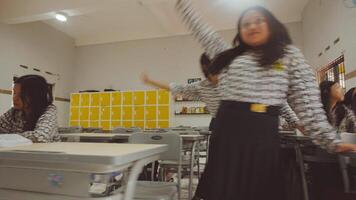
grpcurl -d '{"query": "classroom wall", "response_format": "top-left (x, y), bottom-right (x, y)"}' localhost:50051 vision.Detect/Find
top-left (302, 0), bottom-right (356, 89)
top-left (73, 22), bottom-right (303, 127)
top-left (0, 22), bottom-right (75, 126)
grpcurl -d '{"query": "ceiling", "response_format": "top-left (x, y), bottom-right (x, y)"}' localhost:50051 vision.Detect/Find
top-left (0, 0), bottom-right (309, 46)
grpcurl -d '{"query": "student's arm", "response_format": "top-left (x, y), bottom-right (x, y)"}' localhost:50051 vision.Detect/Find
top-left (19, 105), bottom-right (58, 143)
top-left (280, 103), bottom-right (304, 133)
top-left (169, 82), bottom-right (201, 101)
top-left (0, 109), bottom-right (15, 133)
top-left (286, 45), bottom-right (356, 152)
top-left (344, 106), bottom-right (356, 133)
top-left (142, 73), bottom-right (170, 91)
top-left (175, 0), bottom-right (231, 59)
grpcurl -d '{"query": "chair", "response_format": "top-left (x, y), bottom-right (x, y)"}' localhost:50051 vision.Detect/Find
top-left (129, 132), bottom-right (182, 200)
top-left (339, 132), bottom-right (356, 193)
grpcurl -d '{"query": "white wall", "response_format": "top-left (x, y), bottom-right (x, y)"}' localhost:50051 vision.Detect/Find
top-left (73, 22), bottom-right (303, 127)
top-left (302, 0), bottom-right (356, 89)
top-left (0, 22), bottom-right (75, 126)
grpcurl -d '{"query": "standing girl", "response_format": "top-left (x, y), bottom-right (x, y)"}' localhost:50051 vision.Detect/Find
top-left (175, 0), bottom-right (356, 199)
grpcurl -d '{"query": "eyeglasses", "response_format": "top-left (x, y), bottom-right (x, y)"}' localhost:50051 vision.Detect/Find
top-left (241, 17), bottom-right (266, 30)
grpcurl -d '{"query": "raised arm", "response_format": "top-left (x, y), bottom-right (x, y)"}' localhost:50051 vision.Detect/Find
top-left (176, 0), bottom-right (231, 58)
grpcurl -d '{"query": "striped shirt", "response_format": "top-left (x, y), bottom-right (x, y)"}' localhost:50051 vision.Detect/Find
top-left (0, 105), bottom-right (60, 143)
top-left (170, 80), bottom-right (221, 117)
top-left (176, 0), bottom-right (340, 151)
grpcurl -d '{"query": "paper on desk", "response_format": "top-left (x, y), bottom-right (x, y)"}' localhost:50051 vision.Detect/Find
top-left (0, 134), bottom-right (33, 148)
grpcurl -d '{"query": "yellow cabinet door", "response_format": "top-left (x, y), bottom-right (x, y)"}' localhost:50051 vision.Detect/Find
top-left (100, 93), bottom-right (111, 106)
top-left (112, 121), bottom-right (121, 129)
top-left (123, 92), bottom-right (133, 105)
top-left (133, 106), bottom-right (144, 120)
top-left (70, 94), bottom-right (80, 107)
top-left (146, 121), bottom-right (157, 129)
top-left (158, 121), bottom-right (169, 128)
top-left (122, 106), bottom-right (133, 120)
top-left (145, 91), bottom-right (157, 105)
top-left (112, 92), bottom-right (122, 106)
top-left (80, 107), bottom-right (89, 121)
top-left (123, 121), bottom-right (133, 128)
top-left (101, 107), bottom-right (111, 121)
top-left (145, 106), bottom-right (157, 120)
top-left (70, 107), bottom-right (80, 121)
top-left (111, 107), bottom-right (121, 121)
top-left (90, 107), bottom-right (100, 121)
top-left (101, 121), bottom-right (111, 130)
top-left (158, 106), bottom-right (169, 120)
top-left (158, 90), bottom-right (170, 105)
top-left (90, 93), bottom-right (100, 106)
top-left (134, 121), bottom-right (144, 128)
top-left (80, 93), bottom-right (90, 107)
top-left (80, 121), bottom-right (89, 128)
top-left (70, 121), bottom-right (80, 127)
top-left (90, 121), bottom-right (100, 128)
top-left (133, 91), bottom-right (145, 105)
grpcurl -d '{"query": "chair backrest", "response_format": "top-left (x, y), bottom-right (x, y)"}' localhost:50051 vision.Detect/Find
top-left (340, 132), bottom-right (356, 144)
top-left (129, 132), bottom-right (182, 162)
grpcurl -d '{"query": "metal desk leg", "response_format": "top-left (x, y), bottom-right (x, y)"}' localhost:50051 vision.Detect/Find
top-left (124, 155), bottom-right (159, 200)
top-left (294, 143), bottom-right (309, 200)
top-left (206, 135), bottom-right (210, 163)
top-left (189, 141), bottom-right (197, 200)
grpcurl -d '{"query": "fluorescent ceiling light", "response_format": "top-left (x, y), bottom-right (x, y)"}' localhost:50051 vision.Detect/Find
top-left (55, 13), bottom-right (68, 22)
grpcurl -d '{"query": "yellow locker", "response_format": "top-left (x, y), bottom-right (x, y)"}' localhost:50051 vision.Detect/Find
top-left (90, 93), bottom-right (100, 106)
top-left (101, 107), bottom-right (111, 121)
top-left (80, 121), bottom-right (89, 128)
top-left (158, 90), bottom-right (170, 105)
top-left (158, 106), bottom-right (169, 120)
top-left (133, 106), bottom-right (144, 120)
top-left (112, 121), bottom-right (121, 129)
top-left (123, 92), bottom-right (133, 105)
top-left (122, 106), bottom-right (133, 120)
top-left (112, 107), bottom-right (121, 121)
top-left (134, 121), bottom-right (144, 128)
top-left (70, 107), bottom-right (79, 121)
top-left (158, 121), bottom-right (169, 128)
top-left (90, 121), bottom-right (100, 128)
top-left (145, 91), bottom-right (157, 105)
top-left (123, 121), bottom-right (133, 128)
top-left (80, 107), bottom-right (89, 121)
top-left (133, 91), bottom-right (145, 105)
top-left (145, 106), bottom-right (157, 120)
top-left (112, 92), bottom-right (122, 106)
top-left (80, 93), bottom-right (90, 107)
top-left (70, 121), bottom-right (80, 127)
top-left (90, 107), bottom-right (100, 121)
top-left (100, 93), bottom-right (111, 106)
top-left (101, 121), bottom-right (111, 130)
top-left (146, 121), bottom-right (157, 129)
top-left (70, 94), bottom-right (80, 107)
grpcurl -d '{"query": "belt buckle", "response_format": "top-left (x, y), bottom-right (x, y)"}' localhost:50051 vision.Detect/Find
top-left (250, 103), bottom-right (267, 113)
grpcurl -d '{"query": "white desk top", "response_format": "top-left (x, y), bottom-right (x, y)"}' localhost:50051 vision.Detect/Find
top-left (0, 142), bottom-right (167, 166)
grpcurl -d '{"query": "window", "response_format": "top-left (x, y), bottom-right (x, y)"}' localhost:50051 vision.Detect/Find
top-left (317, 55), bottom-right (346, 89)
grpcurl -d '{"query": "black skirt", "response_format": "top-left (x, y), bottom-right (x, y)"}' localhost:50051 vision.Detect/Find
top-left (194, 117), bottom-right (217, 199)
top-left (204, 101), bottom-right (285, 200)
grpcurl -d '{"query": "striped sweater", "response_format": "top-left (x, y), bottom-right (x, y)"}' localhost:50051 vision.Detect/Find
top-left (176, 0), bottom-right (340, 151)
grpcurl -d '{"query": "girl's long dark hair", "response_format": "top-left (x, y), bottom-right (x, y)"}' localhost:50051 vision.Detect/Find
top-left (344, 87), bottom-right (356, 114)
top-left (14, 75), bottom-right (53, 131)
top-left (208, 6), bottom-right (292, 75)
top-left (319, 81), bottom-right (345, 126)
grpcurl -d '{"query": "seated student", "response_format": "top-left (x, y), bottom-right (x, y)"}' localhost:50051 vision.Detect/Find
top-left (344, 87), bottom-right (356, 115)
top-left (320, 81), bottom-right (356, 133)
top-left (0, 75), bottom-right (60, 142)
